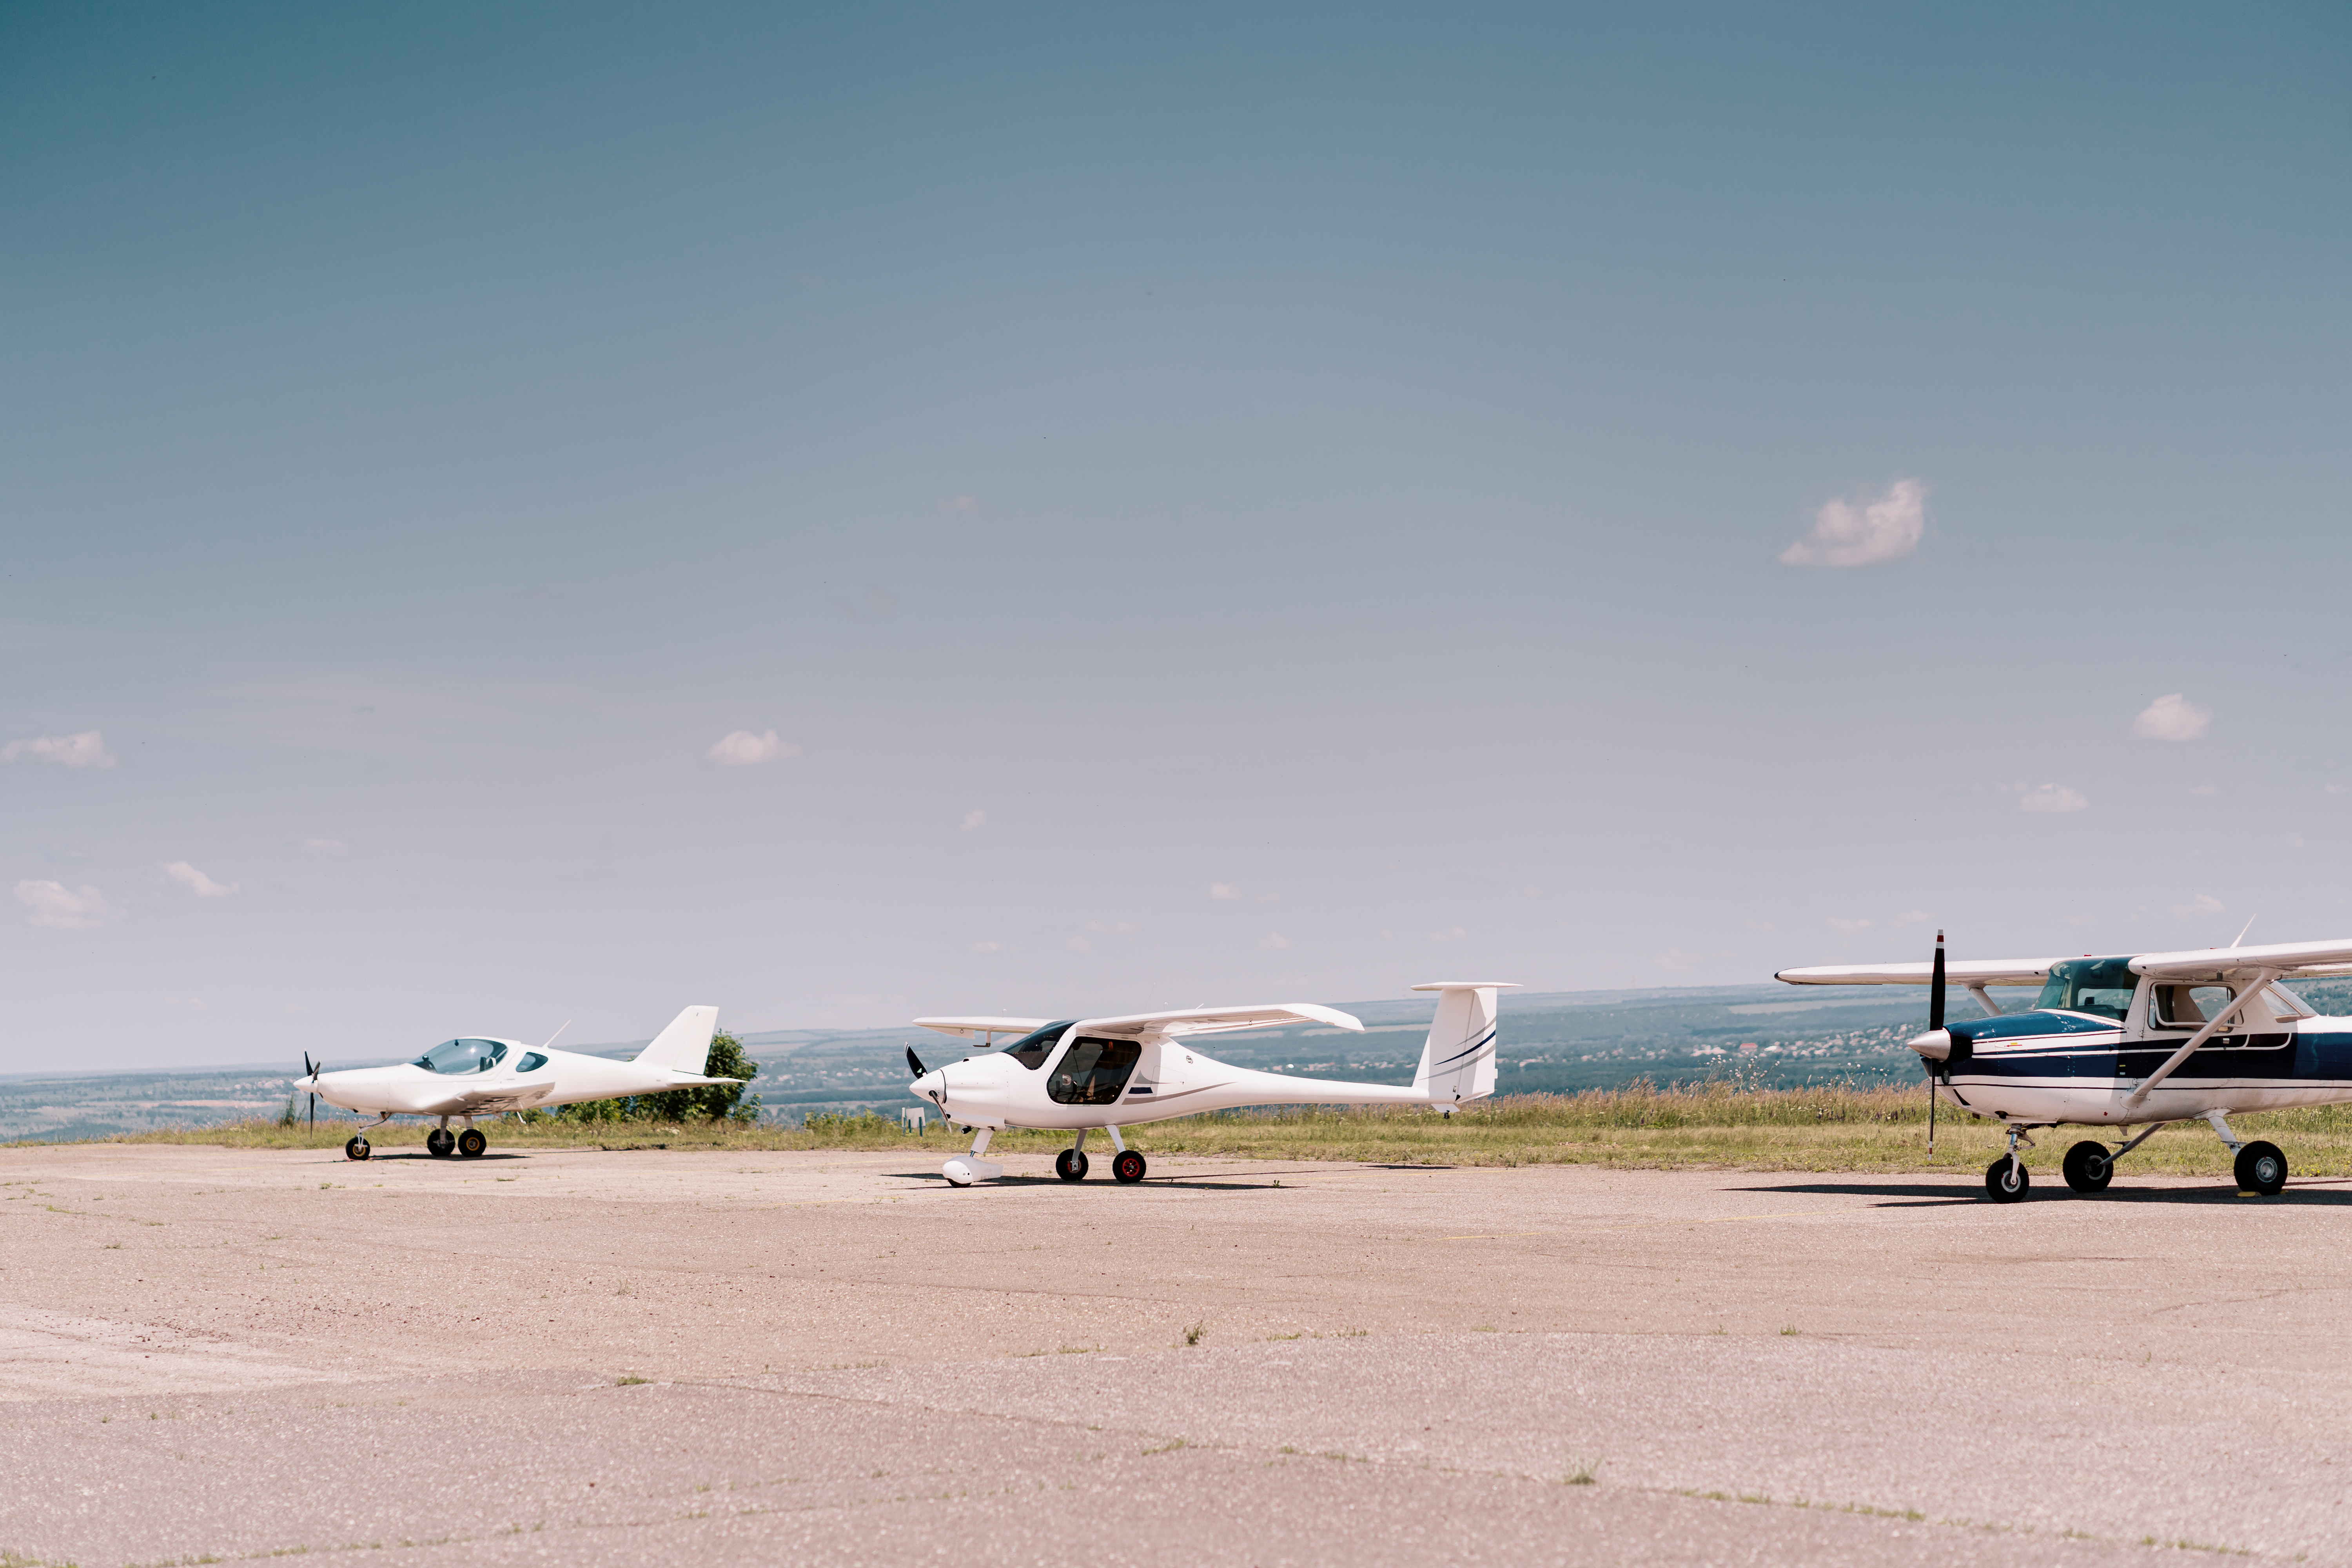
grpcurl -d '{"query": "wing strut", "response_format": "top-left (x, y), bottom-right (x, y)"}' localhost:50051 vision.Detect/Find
top-left (2121, 968), bottom-right (2278, 1113)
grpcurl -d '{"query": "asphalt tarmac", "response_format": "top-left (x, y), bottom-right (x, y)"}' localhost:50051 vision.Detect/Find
top-left (3, 1141), bottom-right (2349, 1565)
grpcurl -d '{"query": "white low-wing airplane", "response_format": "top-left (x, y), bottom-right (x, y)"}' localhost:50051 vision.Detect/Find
top-left (904, 982), bottom-right (1514, 1185)
top-left (297, 1005), bottom-right (738, 1161)
top-left (1779, 933), bottom-right (2352, 1201)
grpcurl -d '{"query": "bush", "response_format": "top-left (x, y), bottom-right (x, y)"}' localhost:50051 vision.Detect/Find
top-left (553, 1030), bottom-right (762, 1124)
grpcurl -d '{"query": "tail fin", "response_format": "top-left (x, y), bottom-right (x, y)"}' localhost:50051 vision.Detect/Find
top-left (1410, 982), bottom-right (1517, 1103)
top-left (633, 1005), bottom-right (720, 1072)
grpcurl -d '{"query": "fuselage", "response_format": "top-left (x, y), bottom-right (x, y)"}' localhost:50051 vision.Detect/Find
top-left (307, 1037), bottom-right (705, 1119)
top-left (911, 1029), bottom-right (1437, 1132)
top-left (1929, 1000), bottom-right (2352, 1127)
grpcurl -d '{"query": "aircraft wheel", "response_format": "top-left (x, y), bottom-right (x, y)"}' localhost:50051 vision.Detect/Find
top-left (1112, 1150), bottom-right (1147, 1185)
top-left (1984, 1155), bottom-right (2030, 1203)
top-left (345, 1137), bottom-right (371, 1161)
top-left (1054, 1149), bottom-right (1089, 1182)
top-left (2062, 1141), bottom-right (2113, 1194)
top-left (457, 1127), bottom-right (488, 1158)
top-left (426, 1127), bottom-right (456, 1158)
top-left (2235, 1141), bottom-right (2287, 1196)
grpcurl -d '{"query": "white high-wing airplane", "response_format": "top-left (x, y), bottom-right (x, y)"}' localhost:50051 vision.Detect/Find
top-left (297, 1005), bottom-right (738, 1161)
top-left (904, 982), bottom-right (1514, 1185)
top-left (1779, 933), bottom-right (2352, 1201)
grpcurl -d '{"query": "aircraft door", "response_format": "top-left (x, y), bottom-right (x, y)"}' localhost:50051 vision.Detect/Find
top-left (1047, 1036), bottom-right (1143, 1105)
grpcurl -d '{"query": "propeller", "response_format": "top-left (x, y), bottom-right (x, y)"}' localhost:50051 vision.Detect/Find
top-left (1926, 930), bottom-right (1945, 1157)
top-left (301, 1052), bottom-right (321, 1132)
top-left (906, 1046), bottom-right (928, 1079)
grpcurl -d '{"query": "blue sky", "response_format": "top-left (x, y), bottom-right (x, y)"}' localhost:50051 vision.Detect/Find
top-left (4, 2), bottom-right (2348, 1067)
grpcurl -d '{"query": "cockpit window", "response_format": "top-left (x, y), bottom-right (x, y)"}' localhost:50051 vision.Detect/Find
top-left (516, 1052), bottom-right (548, 1072)
top-left (2034, 959), bottom-right (2138, 1021)
top-left (412, 1038), bottom-right (510, 1074)
top-left (1000, 1021), bottom-right (1074, 1070)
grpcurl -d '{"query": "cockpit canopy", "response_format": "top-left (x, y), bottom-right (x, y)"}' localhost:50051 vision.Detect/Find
top-left (2034, 958), bottom-right (2138, 1020)
top-left (412, 1038), bottom-right (510, 1074)
top-left (999, 1020), bottom-right (1074, 1069)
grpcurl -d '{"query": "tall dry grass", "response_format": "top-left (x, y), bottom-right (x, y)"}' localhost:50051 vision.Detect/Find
top-left (43, 1083), bottom-right (2352, 1177)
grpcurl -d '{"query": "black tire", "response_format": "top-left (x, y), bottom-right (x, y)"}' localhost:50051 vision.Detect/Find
top-left (1054, 1149), bottom-right (1089, 1182)
top-left (345, 1137), bottom-right (370, 1162)
top-left (1112, 1150), bottom-right (1147, 1185)
top-left (2236, 1140), bottom-right (2287, 1196)
top-left (1984, 1155), bottom-right (2031, 1203)
top-left (426, 1127), bottom-right (456, 1158)
top-left (2062, 1140), bottom-right (2113, 1194)
top-left (457, 1127), bottom-right (487, 1158)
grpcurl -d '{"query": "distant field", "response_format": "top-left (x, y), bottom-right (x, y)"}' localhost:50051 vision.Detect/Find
top-left (72, 1085), bottom-right (2352, 1179)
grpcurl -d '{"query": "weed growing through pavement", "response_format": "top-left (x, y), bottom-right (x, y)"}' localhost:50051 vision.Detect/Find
top-left (1181, 1320), bottom-right (1207, 1347)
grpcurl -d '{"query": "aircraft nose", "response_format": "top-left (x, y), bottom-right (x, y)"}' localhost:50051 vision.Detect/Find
top-left (1909, 1027), bottom-right (1953, 1061)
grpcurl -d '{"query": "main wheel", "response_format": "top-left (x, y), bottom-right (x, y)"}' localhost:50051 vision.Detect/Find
top-left (2062, 1141), bottom-right (2113, 1193)
top-left (457, 1127), bottom-right (487, 1158)
top-left (345, 1136), bottom-right (371, 1161)
top-left (426, 1127), bottom-right (456, 1158)
top-left (2236, 1140), bottom-right (2287, 1195)
top-left (1112, 1150), bottom-right (1147, 1185)
top-left (1054, 1148), bottom-right (1089, 1182)
top-left (1984, 1155), bottom-right (2031, 1203)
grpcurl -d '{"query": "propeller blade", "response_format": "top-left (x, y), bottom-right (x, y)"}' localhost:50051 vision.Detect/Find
top-left (906, 1046), bottom-right (928, 1079)
top-left (1926, 930), bottom-right (1945, 1156)
top-left (302, 1051), bottom-right (315, 1080)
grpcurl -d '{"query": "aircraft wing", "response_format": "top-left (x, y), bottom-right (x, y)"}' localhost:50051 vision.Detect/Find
top-left (2131, 938), bottom-right (2352, 980)
top-left (1076, 1002), bottom-right (1364, 1038)
top-left (914, 1016), bottom-right (1054, 1040)
top-left (1776, 958), bottom-right (2062, 988)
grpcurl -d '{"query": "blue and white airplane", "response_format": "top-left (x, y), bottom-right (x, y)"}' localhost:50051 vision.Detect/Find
top-left (1778, 933), bottom-right (2352, 1201)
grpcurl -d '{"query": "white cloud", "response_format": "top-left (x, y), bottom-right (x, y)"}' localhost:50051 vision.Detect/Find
top-left (1209, 882), bottom-right (1241, 900)
top-left (1427, 926), bottom-right (1470, 944)
top-left (1828, 916), bottom-right (1873, 934)
top-left (939, 495), bottom-right (982, 513)
top-left (2188, 784), bottom-right (2222, 798)
top-left (2132, 693), bottom-right (2211, 742)
top-left (165, 995), bottom-right (207, 1009)
top-left (1892, 910), bottom-right (1932, 926)
top-left (2328, 784), bottom-right (2348, 796)
top-left (960, 808), bottom-right (987, 831)
top-left (1066, 936), bottom-right (1091, 952)
top-left (971, 940), bottom-right (1000, 953)
top-left (1777, 478), bottom-right (1927, 568)
top-left (2171, 892), bottom-right (2224, 919)
top-left (15, 880), bottom-right (119, 929)
top-left (2013, 782), bottom-right (2090, 814)
top-left (300, 838), bottom-right (349, 857)
top-left (706, 730), bottom-right (800, 767)
top-left (1258, 932), bottom-right (1291, 951)
top-left (2, 730), bottom-right (117, 768)
top-left (2288, 833), bottom-right (2307, 849)
top-left (162, 860), bottom-right (238, 898)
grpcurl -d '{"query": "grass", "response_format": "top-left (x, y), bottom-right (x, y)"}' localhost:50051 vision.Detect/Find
top-left (27, 1087), bottom-right (2352, 1177)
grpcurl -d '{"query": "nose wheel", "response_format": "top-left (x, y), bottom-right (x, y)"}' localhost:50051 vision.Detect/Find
top-left (1054, 1148), bottom-right (1089, 1181)
top-left (344, 1136), bottom-right (371, 1161)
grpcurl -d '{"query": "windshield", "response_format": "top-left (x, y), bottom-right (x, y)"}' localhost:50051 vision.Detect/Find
top-left (2034, 959), bottom-right (2138, 1020)
top-left (1000, 1020), bottom-right (1074, 1070)
top-left (411, 1038), bottom-right (510, 1074)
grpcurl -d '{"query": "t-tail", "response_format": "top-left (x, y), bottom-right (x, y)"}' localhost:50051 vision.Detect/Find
top-left (1410, 982), bottom-right (1519, 1103)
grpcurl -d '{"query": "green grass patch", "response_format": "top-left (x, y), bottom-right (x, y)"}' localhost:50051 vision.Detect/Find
top-left (23, 1087), bottom-right (2352, 1176)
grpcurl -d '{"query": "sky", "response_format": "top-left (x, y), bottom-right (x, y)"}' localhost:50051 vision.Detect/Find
top-left (4, 2), bottom-right (2349, 1068)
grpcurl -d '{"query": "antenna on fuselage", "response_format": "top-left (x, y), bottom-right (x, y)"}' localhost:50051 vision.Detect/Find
top-left (540, 1019), bottom-right (572, 1051)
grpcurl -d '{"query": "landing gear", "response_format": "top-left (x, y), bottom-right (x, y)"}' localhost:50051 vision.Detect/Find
top-left (457, 1127), bottom-right (487, 1159)
top-left (345, 1136), bottom-right (371, 1161)
top-left (2062, 1141), bottom-right (2113, 1193)
top-left (942, 1127), bottom-right (1004, 1186)
top-left (1984, 1125), bottom-right (2034, 1202)
top-left (426, 1127), bottom-right (456, 1158)
top-left (2236, 1140), bottom-right (2287, 1196)
top-left (1113, 1149), bottom-right (1147, 1184)
top-left (1055, 1148), bottom-right (1089, 1181)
